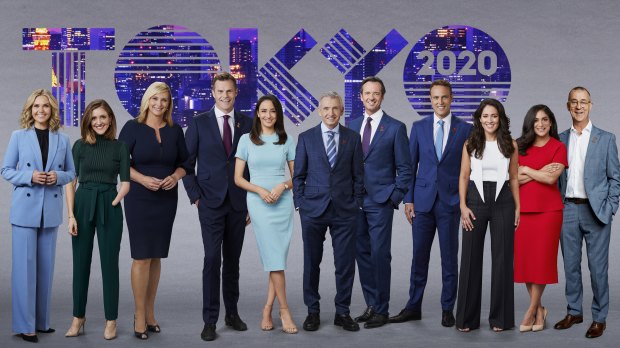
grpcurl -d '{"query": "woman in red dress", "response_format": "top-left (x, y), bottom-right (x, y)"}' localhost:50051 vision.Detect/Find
top-left (515, 105), bottom-right (567, 332)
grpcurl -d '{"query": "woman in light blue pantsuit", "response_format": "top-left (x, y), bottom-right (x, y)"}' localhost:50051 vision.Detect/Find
top-left (1, 89), bottom-right (75, 343)
top-left (234, 95), bottom-right (297, 334)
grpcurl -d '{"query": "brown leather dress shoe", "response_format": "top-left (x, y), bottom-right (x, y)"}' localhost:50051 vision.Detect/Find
top-left (553, 314), bottom-right (583, 330)
top-left (585, 321), bottom-right (606, 338)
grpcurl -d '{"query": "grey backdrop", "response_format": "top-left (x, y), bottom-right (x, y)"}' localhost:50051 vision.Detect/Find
top-left (0, 0), bottom-right (618, 347)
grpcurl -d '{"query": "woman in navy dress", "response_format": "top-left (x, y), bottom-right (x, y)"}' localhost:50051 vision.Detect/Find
top-left (119, 82), bottom-right (190, 339)
top-left (234, 95), bottom-right (297, 333)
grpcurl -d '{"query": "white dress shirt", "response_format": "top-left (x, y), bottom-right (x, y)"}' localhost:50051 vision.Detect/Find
top-left (566, 121), bottom-right (592, 199)
top-left (361, 109), bottom-right (384, 144)
top-left (321, 122), bottom-right (340, 153)
top-left (214, 106), bottom-right (235, 139)
top-left (433, 113), bottom-right (452, 153)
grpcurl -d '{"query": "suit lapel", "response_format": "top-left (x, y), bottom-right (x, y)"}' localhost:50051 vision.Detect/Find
top-left (334, 126), bottom-right (349, 168)
top-left (440, 117), bottom-right (459, 163)
top-left (27, 128), bottom-right (44, 170)
top-left (314, 125), bottom-right (331, 168)
top-left (207, 111), bottom-right (227, 159)
top-left (423, 117), bottom-right (438, 163)
top-left (366, 115), bottom-right (387, 158)
top-left (231, 111), bottom-right (246, 159)
top-left (583, 126), bottom-right (600, 170)
top-left (46, 131), bottom-right (59, 171)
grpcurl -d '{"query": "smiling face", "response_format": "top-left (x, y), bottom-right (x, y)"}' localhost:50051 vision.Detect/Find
top-left (257, 99), bottom-right (277, 131)
top-left (567, 89), bottom-right (591, 127)
top-left (90, 107), bottom-right (111, 135)
top-left (480, 105), bottom-right (500, 136)
top-left (147, 91), bottom-right (170, 118)
top-left (212, 79), bottom-right (238, 114)
top-left (430, 85), bottom-right (453, 118)
top-left (360, 81), bottom-right (384, 115)
top-left (533, 110), bottom-right (551, 139)
top-left (32, 95), bottom-right (52, 129)
top-left (319, 96), bottom-right (343, 129)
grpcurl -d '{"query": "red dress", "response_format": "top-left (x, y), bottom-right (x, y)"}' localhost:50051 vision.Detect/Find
top-left (514, 137), bottom-right (568, 284)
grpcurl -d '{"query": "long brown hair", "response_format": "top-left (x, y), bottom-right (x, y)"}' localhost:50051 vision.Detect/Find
top-left (466, 99), bottom-right (514, 159)
top-left (81, 99), bottom-right (118, 144)
top-left (250, 95), bottom-right (287, 146)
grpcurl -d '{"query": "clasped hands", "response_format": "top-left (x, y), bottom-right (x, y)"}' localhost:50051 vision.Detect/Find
top-left (141, 174), bottom-right (178, 191)
top-left (31, 170), bottom-right (57, 185)
top-left (258, 183), bottom-right (286, 204)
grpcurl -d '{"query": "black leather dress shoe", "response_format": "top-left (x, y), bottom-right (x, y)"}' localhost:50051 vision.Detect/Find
top-left (389, 308), bottom-right (421, 323)
top-left (441, 311), bottom-right (455, 327)
top-left (354, 306), bottom-right (375, 322)
top-left (303, 313), bottom-right (320, 331)
top-left (201, 324), bottom-right (216, 341)
top-left (20, 334), bottom-right (39, 343)
top-left (224, 313), bottom-right (248, 331)
top-left (334, 314), bottom-right (360, 331)
top-left (364, 313), bottom-right (389, 329)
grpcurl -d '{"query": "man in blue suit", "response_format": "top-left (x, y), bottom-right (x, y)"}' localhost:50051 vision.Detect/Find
top-left (349, 77), bottom-right (412, 328)
top-left (183, 72), bottom-right (253, 341)
top-left (293, 91), bottom-right (364, 332)
top-left (390, 80), bottom-right (472, 327)
top-left (554, 87), bottom-right (620, 339)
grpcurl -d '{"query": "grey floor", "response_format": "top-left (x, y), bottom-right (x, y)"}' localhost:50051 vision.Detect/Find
top-left (0, 201), bottom-right (617, 348)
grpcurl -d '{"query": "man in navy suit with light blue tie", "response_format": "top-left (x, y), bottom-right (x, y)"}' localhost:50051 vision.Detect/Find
top-left (554, 87), bottom-right (620, 339)
top-left (293, 91), bottom-right (364, 332)
top-left (349, 77), bottom-right (412, 328)
top-left (390, 80), bottom-right (472, 327)
top-left (183, 72), bottom-right (253, 341)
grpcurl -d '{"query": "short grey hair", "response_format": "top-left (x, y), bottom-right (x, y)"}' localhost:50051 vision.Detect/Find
top-left (318, 91), bottom-right (344, 109)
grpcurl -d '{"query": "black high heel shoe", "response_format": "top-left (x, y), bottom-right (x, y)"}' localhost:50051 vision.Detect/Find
top-left (36, 328), bottom-right (55, 333)
top-left (20, 333), bottom-right (38, 343)
top-left (134, 316), bottom-right (148, 340)
top-left (146, 324), bottom-right (161, 333)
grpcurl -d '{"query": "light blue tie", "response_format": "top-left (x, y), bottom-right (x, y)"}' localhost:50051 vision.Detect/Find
top-left (435, 119), bottom-right (444, 160)
top-left (326, 131), bottom-right (337, 168)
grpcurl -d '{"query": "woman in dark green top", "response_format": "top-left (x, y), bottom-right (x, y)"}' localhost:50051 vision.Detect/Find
top-left (64, 100), bottom-right (130, 340)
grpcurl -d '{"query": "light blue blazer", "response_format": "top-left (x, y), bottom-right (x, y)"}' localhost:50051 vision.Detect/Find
top-left (1, 128), bottom-right (75, 228)
top-left (558, 125), bottom-right (620, 225)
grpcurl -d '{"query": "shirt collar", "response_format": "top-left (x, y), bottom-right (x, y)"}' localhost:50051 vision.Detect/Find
top-left (321, 122), bottom-right (340, 134)
top-left (570, 120), bottom-right (592, 135)
top-left (433, 113), bottom-right (452, 125)
top-left (214, 106), bottom-right (235, 119)
top-left (364, 109), bottom-right (384, 124)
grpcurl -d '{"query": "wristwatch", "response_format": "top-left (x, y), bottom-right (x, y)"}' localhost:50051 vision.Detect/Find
top-left (283, 183), bottom-right (290, 190)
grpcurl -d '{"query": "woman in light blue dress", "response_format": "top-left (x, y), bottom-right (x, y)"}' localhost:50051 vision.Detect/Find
top-left (234, 95), bottom-right (297, 334)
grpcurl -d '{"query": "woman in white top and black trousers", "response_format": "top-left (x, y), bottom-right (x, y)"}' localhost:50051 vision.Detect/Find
top-left (455, 99), bottom-right (520, 332)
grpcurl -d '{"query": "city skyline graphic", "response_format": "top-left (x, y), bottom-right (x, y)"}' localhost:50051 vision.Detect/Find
top-left (403, 25), bottom-right (511, 121)
top-left (22, 27), bottom-right (115, 127)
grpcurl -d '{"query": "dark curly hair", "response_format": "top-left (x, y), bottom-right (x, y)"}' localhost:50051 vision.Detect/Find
top-left (466, 99), bottom-right (514, 159)
top-left (516, 104), bottom-right (559, 155)
top-left (250, 94), bottom-right (287, 146)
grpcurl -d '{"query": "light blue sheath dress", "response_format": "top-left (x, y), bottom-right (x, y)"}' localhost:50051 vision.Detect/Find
top-left (236, 133), bottom-right (295, 271)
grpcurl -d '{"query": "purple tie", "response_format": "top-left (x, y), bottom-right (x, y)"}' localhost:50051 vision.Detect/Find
top-left (362, 117), bottom-right (373, 155)
top-left (223, 115), bottom-right (232, 156)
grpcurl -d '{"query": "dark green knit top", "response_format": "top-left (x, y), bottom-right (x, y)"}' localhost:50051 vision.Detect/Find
top-left (72, 135), bottom-right (130, 184)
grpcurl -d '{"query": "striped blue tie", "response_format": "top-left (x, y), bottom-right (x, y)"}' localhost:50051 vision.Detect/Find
top-left (326, 131), bottom-right (337, 168)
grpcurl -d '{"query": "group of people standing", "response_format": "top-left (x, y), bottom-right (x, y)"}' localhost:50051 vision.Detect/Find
top-left (1, 72), bottom-right (618, 344)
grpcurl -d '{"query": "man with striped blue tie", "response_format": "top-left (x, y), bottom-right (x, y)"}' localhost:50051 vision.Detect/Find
top-left (293, 91), bottom-right (364, 333)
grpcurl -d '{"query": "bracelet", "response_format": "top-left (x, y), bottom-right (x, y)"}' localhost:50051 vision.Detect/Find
top-left (283, 183), bottom-right (290, 190)
top-left (68, 216), bottom-right (75, 219)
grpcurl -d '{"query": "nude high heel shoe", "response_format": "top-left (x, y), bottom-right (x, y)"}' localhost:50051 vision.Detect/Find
top-left (65, 317), bottom-right (86, 337)
top-left (532, 307), bottom-right (548, 332)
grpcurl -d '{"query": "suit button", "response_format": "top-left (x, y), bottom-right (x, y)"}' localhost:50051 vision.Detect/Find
top-left (27, 163), bottom-right (31, 167)
top-left (58, 164), bottom-right (62, 168)
top-left (54, 194), bottom-right (58, 197)
top-left (27, 193), bottom-right (30, 197)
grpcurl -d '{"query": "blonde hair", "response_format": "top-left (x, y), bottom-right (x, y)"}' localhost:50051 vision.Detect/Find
top-left (136, 82), bottom-right (173, 126)
top-left (81, 99), bottom-right (118, 144)
top-left (20, 89), bottom-right (61, 131)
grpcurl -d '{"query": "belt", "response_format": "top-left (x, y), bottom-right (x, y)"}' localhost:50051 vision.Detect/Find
top-left (566, 197), bottom-right (589, 205)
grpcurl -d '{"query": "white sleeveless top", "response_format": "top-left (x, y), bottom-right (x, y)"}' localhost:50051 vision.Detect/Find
top-left (470, 140), bottom-right (510, 202)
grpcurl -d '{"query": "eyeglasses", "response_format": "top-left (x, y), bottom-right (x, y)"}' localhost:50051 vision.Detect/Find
top-left (569, 100), bottom-right (591, 107)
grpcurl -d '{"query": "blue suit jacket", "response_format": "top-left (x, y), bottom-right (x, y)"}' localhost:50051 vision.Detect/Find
top-left (404, 116), bottom-right (472, 212)
top-left (558, 125), bottom-right (620, 224)
top-left (293, 123), bottom-right (364, 218)
top-left (349, 112), bottom-right (412, 207)
top-left (1, 128), bottom-right (75, 228)
top-left (182, 109), bottom-right (252, 211)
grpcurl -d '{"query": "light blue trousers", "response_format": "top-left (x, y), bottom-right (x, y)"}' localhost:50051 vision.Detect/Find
top-left (12, 225), bottom-right (58, 333)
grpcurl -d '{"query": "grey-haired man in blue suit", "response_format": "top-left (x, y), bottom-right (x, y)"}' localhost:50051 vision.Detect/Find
top-left (554, 86), bottom-right (620, 339)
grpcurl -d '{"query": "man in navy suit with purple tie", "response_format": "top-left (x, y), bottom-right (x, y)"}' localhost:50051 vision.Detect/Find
top-left (183, 72), bottom-right (253, 341)
top-left (293, 91), bottom-right (364, 332)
